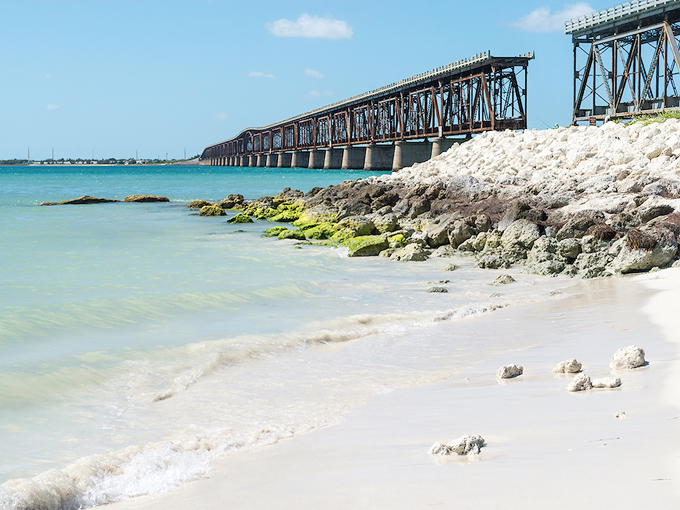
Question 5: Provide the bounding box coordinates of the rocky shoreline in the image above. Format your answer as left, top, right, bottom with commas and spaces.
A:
190, 119, 680, 278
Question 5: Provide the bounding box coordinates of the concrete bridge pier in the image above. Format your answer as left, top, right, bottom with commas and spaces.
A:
278, 152, 292, 168
247, 155, 256, 167
364, 143, 394, 171
291, 151, 309, 168
323, 147, 343, 169
257, 154, 266, 167
308, 149, 323, 169
431, 137, 458, 158
341, 146, 366, 170
266, 153, 278, 167
393, 140, 432, 171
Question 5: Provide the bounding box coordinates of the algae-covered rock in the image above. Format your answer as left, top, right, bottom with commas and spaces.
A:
199, 205, 226, 216
338, 215, 375, 236
262, 226, 289, 238
227, 213, 253, 223
428, 286, 448, 293
304, 222, 337, 240
340, 235, 389, 257
188, 200, 211, 209
278, 229, 306, 241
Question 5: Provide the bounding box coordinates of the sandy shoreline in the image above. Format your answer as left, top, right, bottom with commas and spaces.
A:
106, 269, 680, 509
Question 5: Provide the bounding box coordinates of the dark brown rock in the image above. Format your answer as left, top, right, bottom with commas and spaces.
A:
124, 195, 169, 203
41, 195, 121, 206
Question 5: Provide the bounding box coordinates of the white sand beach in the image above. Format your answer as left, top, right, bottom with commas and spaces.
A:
105, 269, 680, 510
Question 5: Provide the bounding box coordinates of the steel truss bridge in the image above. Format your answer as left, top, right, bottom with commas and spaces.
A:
567, 0, 680, 124
200, 51, 534, 167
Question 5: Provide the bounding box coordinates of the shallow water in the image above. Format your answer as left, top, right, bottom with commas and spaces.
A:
0, 165, 575, 509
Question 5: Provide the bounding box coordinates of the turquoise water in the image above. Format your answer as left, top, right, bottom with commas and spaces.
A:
0, 165, 569, 509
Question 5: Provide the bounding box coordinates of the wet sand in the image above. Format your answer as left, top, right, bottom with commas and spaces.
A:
107, 270, 680, 509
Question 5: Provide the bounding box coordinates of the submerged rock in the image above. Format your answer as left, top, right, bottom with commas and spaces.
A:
497, 364, 523, 379
428, 286, 448, 293
552, 358, 582, 373
429, 434, 485, 456
568, 373, 593, 392
610, 345, 646, 370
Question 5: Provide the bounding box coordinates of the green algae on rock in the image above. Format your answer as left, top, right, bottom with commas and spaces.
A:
262, 226, 289, 238
199, 205, 226, 217
278, 229, 307, 241
339, 235, 389, 257
227, 213, 253, 224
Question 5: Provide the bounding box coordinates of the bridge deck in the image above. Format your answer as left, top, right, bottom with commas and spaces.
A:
200, 51, 533, 163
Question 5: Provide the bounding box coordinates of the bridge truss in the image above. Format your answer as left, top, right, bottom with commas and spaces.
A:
567, 0, 680, 124
201, 51, 534, 162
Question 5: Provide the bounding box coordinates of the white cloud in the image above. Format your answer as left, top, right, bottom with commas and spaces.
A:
266, 14, 352, 40
248, 71, 275, 78
304, 68, 324, 79
307, 90, 334, 98
212, 113, 228, 121
44, 73, 52, 79
46, 104, 59, 110
512, 3, 594, 32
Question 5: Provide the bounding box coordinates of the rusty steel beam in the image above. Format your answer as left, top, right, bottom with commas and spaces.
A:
569, 1, 680, 124
200, 52, 533, 162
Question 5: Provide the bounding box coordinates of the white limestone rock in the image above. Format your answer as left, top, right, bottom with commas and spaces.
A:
428, 442, 449, 455
497, 364, 523, 379
610, 345, 646, 370
552, 358, 582, 373
446, 435, 485, 455
568, 373, 593, 392
592, 377, 622, 388
429, 435, 486, 456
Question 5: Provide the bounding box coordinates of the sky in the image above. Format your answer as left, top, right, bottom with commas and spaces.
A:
0, 0, 617, 161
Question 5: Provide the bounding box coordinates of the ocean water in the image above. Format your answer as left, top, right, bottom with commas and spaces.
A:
0, 165, 573, 509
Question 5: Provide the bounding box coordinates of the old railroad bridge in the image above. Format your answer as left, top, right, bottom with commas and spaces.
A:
199, 51, 534, 171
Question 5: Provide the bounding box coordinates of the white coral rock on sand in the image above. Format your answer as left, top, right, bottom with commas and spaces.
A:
610, 345, 646, 370
429, 435, 485, 456
552, 358, 582, 373
568, 373, 593, 392
497, 364, 523, 379
592, 377, 622, 388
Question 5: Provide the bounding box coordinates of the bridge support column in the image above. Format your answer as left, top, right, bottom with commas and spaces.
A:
291, 151, 309, 168
431, 137, 457, 158
323, 147, 343, 169
341, 146, 366, 170
278, 152, 292, 168
266, 153, 278, 167
257, 154, 266, 167
364, 143, 395, 171
247, 155, 255, 167
308, 149, 323, 169
393, 140, 432, 171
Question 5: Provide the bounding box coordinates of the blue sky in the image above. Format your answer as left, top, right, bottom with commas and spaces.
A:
0, 0, 615, 160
